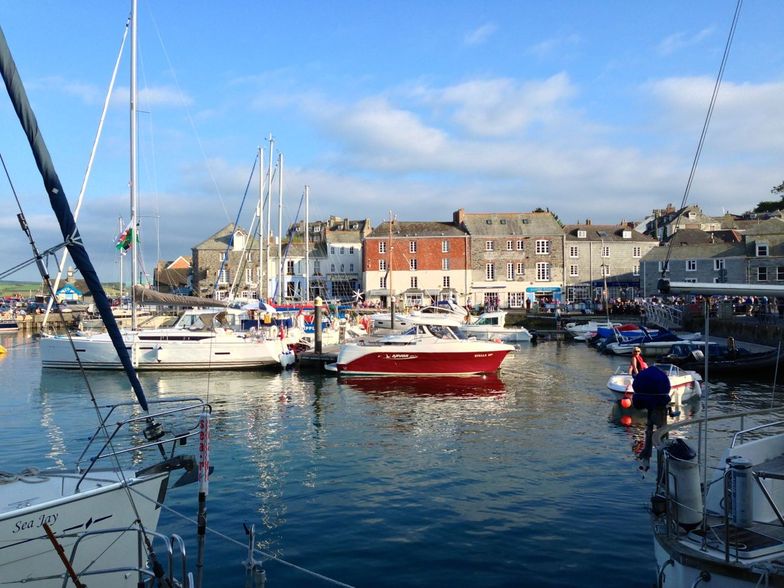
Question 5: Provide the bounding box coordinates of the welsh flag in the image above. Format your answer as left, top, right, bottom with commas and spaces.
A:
115, 222, 135, 255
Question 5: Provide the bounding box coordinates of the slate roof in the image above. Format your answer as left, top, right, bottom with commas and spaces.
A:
564, 224, 657, 243
367, 221, 467, 239
460, 211, 562, 237
641, 242, 745, 261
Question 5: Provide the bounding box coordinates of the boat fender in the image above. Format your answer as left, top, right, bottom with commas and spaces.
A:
662, 438, 703, 529
632, 367, 671, 410
691, 349, 704, 361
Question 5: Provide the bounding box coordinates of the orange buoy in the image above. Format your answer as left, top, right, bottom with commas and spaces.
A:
620, 397, 632, 409
620, 415, 632, 427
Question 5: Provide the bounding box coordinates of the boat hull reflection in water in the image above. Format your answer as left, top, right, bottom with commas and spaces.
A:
339, 373, 506, 397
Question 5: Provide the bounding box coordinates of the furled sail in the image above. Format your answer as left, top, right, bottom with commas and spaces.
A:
132, 284, 228, 307
0, 25, 149, 410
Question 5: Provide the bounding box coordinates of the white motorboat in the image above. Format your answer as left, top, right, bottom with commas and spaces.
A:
335, 319, 514, 376
605, 332, 703, 356
564, 319, 619, 341
606, 363, 702, 405
459, 310, 533, 343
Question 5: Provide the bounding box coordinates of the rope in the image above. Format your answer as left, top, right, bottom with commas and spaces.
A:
129, 487, 356, 587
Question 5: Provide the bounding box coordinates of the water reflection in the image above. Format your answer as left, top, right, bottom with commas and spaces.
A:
338, 373, 505, 398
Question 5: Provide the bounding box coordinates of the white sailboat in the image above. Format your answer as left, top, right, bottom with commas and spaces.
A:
0, 5, 208, 584
37, 2, 287, 371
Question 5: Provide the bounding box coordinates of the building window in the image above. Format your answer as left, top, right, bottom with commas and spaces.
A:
686, 259, 697, 272
349, 246, 354, 254
536, 262, 550, 281
340, 246, 345, 254
340, 264, 345, 272
379, 276, 386, 288
349, 263, 354, 272
601, 265, 610, 277
219, 252, 226, 262
485, 263, 495, 281
658, 261, 669, 273
758, 243, 769, 257
441, 258, 449, 271
535, 240, 550, 255
378, 259, 386, 271
516, 263, 525, 276
409, 241, 417, 253
410, 276, 418, 289
714, 258, 725, 271
684, 278, 697, 283
330, 263, 335, 272
633, 246, 641, 258
486, 240, 495, 251
409, 259, 417, 271
378, 241, 386, 253
507, 292, 524, 308
569, 265, 579, 277
632, 265, 639, 276
506, 240, 513, 251
330, 246, 335, 254
577, 230, 587, 239
218, 268, 229, 284
569, 246, 578, 258
286, 260, 295, 275
516, 240, 524, 251
442, 276, 450, 288
441, 240, 449, 253
246, 268, 253, 283
601, 245, 610, 258
758, 267, 768, 281
314, 260, 321, 274
506, 263, 514, 280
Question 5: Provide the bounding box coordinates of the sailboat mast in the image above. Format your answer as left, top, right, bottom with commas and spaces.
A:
129, 0, 138, 330
265, 134, 274, 301
304, 185, 309, 302
277, 152, 283, 305
118, 216, 124, 302
256, 147, 264, 300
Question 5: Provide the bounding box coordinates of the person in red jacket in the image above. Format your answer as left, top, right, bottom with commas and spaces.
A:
629, 346, 648, 376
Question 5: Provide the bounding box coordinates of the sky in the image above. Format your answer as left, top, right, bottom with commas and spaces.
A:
1, 0, 783, 283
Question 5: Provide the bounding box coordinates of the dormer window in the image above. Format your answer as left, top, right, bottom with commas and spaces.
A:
757, 242, 769, 257
485, 219, 493, 225
622, 230, 632, 239
577, 230, 587, 239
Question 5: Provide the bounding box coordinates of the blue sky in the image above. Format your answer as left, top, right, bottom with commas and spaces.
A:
1, 1, 783, 282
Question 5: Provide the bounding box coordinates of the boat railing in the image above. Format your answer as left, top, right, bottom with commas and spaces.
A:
63, 527, 190, 587
75, 397, 209, 490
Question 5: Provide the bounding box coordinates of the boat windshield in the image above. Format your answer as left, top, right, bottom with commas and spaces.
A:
428, 325, 462, 340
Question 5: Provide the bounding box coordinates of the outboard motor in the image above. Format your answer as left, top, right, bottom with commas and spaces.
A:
662, 438, 703, 529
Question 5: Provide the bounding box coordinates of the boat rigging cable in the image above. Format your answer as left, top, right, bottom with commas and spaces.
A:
660, 0, 742, 277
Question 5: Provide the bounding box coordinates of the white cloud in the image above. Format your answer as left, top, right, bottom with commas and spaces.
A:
464, 23, 497, 47
111, 85, 193, 108
528, 34, 581, 59
656, 27, 715, 56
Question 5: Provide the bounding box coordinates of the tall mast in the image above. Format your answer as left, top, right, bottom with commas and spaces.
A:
265, 134, 274, 301
257, 145, 263, 300
129, 0, 138, 330
118, 216, 124, 302
388, 210, 393, 303
277, 152, 284, 305
304, 185, 309, 302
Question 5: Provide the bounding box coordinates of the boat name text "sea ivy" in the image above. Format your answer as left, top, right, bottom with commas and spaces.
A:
13, 512, 58, 533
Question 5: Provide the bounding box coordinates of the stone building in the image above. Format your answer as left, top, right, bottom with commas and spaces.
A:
192, 224, 259, 300
454, 208, 564, 309
153, 256, 192, 294
563, 222, 658, 303
363, 219, 469, 307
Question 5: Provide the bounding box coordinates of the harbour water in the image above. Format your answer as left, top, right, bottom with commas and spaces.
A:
0, 331, 777, 587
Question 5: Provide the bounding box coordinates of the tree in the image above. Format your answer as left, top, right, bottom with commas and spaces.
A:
752, 182, 784, 213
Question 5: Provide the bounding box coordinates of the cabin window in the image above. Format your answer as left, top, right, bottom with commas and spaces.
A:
485, 263, 495, 281
535, 240, 550, 255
